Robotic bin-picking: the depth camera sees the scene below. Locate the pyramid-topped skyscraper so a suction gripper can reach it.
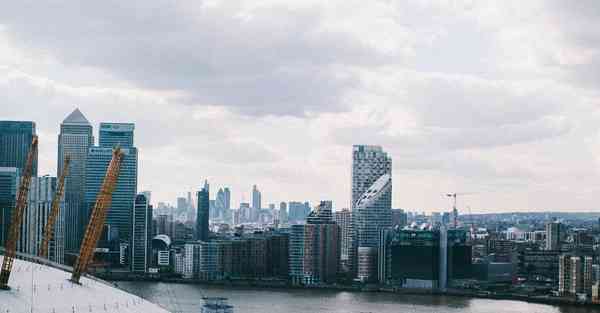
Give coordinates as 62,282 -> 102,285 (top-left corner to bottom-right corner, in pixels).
58,108 -> 94,258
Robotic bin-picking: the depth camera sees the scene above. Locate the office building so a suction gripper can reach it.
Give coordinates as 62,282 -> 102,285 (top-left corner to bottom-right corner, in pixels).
58,109 -> 94,255
279,202 -> 288,224
196,180 -> 210,241
99,122 -> 134,148
85,146 -> 138,243
131,193 -> 152,273
0,167 -> 19,247
350,145 -> 392,278
252,185 -> 261,210
288,201 -> 311,223
0,121 -> 37,177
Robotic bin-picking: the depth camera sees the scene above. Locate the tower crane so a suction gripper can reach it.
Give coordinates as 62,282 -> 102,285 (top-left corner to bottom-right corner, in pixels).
38,155 -> 70,259
446,192 -> 477,229
0,136 -> 38,290
71,147 -> 124,284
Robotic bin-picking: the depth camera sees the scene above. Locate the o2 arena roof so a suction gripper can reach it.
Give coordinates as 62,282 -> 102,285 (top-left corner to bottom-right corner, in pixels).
0,255 -> 170,313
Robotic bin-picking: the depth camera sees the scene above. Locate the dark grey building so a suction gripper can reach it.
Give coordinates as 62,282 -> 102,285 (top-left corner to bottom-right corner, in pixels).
196,180 -> 210,241
0,121 -> 37,176
58,109 -> 94,255
131,193 -> 151,273
0,167 -> 19,246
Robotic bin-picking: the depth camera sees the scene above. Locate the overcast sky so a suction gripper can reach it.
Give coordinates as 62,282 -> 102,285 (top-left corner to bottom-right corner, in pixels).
2,1 -> 600,213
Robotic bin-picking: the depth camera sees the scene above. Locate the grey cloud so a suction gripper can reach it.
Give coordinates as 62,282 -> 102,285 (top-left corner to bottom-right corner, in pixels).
0,1 -> 380,116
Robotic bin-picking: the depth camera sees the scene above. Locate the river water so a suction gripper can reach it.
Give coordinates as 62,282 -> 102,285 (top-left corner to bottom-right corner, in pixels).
117,282 -> 597,313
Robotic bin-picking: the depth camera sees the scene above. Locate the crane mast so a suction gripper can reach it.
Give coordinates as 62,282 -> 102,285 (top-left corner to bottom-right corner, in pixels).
0,136 -> 38,290
38,155 -> 70,259
71,147 -> 124,284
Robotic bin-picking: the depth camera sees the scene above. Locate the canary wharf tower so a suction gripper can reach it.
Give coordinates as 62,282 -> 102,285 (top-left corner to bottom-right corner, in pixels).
58,109 -> 94,255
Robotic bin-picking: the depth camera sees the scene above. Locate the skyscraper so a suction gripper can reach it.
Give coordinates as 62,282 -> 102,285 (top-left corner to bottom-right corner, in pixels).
58,109 -> 94,254
0,167 -> 19,247
334,208 -> 352,261
252,185 -> 261,210
196,180 -> 210,241
279,202 -> 288,224
350,145 -> 392,279
545,221 -> 562,250
99,123 -> 135,148
0,121 -> 37,177
131,193 -> 151,273
19,176 -> 64,264
85,122 -> 137,243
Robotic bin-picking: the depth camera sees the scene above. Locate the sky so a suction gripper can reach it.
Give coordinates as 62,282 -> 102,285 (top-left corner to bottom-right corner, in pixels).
1,1 -> 600,213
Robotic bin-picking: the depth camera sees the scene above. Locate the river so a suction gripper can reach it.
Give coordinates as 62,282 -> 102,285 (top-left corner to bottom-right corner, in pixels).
116,282 -> 597,313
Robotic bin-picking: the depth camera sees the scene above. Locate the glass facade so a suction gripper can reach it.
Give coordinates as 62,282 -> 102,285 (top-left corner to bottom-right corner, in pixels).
0,167 -> 19,247
0,121 -> 37,177
99,123 -> 135,148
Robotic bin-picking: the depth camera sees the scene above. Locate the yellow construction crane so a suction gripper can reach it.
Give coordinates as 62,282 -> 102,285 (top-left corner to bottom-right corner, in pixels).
38,155 -> 70,259
0,136 -> 38,290
71,147 -> 124,284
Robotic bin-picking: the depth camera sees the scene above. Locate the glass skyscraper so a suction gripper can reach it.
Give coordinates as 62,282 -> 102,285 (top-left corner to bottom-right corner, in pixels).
85,138 -> 138,243
350,145 -> 392,279
0,167 -> 19,247
58,109 -> 94,255
99,123 -> 135,148
196,180 -> 209,241
0,121 -> 38,177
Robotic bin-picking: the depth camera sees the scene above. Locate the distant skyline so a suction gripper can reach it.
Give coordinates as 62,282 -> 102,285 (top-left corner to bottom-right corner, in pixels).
2,2 -> 600,213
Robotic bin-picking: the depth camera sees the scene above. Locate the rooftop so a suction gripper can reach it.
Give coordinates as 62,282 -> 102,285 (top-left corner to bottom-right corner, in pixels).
62,108 -> 91,125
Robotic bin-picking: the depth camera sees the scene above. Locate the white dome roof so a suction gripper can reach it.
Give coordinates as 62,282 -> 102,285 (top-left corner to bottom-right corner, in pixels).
0,256 -> 170,313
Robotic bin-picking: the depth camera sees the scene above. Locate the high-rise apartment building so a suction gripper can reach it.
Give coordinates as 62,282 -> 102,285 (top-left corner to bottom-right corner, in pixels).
0,167 -> 19,247
334,208 -> 352,261
131,194 -> 151,273
18,176 -> 64,264
559,254 -> 594,296
58,109 -> 94,254
289,201 -> 340,285
0,121 -> 37,177
196,180 -> 210,241
350,145 -> 392,279
545,222 -> 562,250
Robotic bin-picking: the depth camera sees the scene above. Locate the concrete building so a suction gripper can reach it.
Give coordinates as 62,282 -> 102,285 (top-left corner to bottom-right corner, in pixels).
57,109 -> 93,255
559,254 -> 594,296
545,222 -> 562,251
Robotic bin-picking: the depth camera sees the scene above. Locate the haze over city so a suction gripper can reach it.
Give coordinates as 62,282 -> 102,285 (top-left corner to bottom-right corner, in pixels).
2,1 -> 600,212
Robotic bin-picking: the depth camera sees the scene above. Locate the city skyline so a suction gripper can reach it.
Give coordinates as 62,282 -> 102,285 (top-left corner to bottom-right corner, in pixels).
3,2 -> 600,213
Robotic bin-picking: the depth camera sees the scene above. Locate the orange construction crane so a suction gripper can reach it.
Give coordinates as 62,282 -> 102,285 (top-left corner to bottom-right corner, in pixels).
0,136 -> 38,290
71,147 -> 124,284
38,155 -> 70,259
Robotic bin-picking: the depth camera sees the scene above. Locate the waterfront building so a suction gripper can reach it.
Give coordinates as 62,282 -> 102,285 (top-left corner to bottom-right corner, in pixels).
0,167 -> 19,247
99,122 -> 135,148
354,173 -> 392,282
378,228 -> 472,289
196,180 -> 210,241
289,201 -> 340,285
559,254 -> 594,296
516,249 -> 559,283
131,193 -> 151,273
58,109 -> 94,256
350,145 -> 392,279
334,208 -> 352,261
0,121 -> 37,176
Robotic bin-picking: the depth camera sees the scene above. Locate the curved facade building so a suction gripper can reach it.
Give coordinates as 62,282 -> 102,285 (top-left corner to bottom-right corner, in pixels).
350,145 -> 392,281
